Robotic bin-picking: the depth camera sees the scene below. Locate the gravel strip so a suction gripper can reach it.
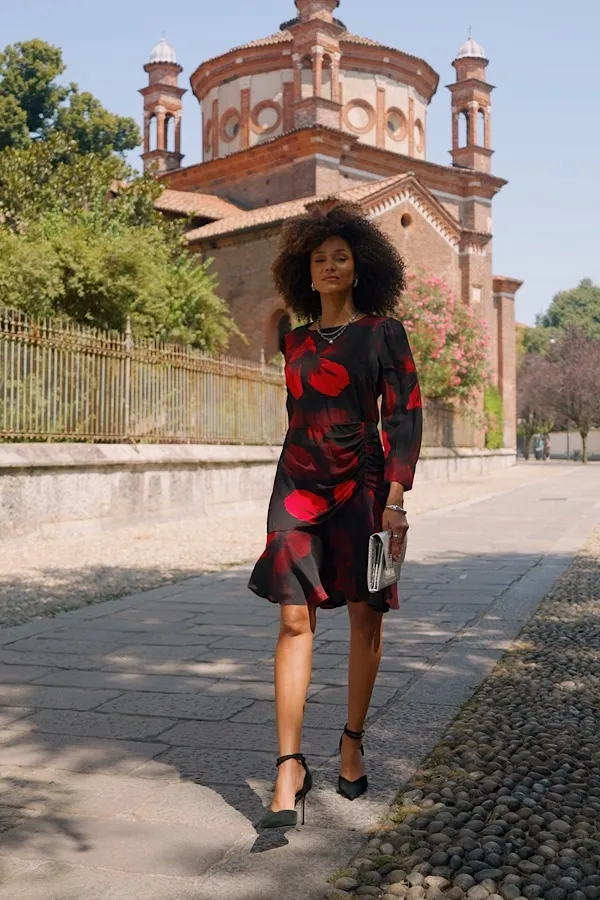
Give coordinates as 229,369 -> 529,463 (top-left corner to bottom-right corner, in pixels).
0,463 -> 559,628
324,528 -> 600,900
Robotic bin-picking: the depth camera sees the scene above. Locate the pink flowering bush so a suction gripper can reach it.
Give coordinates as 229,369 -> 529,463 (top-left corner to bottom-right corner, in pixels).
397,271 -> 490,404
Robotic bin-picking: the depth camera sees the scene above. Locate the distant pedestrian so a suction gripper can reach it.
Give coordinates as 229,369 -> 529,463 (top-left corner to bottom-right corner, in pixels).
543,435 -> 551,460
249,204 -> 422,828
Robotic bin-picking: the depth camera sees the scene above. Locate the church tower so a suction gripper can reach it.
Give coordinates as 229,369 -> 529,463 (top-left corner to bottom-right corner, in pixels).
140,38 -> 186,173
448,36 -> 493,173
289,0 -> 344,128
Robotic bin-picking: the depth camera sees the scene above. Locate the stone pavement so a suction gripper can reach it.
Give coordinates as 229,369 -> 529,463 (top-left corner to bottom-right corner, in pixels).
0,462 -> 599,900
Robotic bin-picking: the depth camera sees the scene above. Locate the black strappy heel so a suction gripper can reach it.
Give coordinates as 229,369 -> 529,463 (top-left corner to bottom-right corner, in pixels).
259,752 -> 313,828
338,724 -> 369,801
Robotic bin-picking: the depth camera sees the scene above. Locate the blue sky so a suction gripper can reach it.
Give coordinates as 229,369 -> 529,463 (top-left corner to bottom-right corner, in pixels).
4,0 -> 599,325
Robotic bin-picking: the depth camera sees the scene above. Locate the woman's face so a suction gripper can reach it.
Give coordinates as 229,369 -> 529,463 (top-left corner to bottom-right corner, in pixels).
310,236 -> 355,296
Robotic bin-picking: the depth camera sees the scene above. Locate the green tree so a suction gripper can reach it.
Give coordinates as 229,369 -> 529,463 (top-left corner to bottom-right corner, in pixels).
0,39 -> 139,154
54,91 -> 140,156
540,278 -> 600,340
0,135 -> 156,231
0,138 -> 238,352
523,278 -> 600,354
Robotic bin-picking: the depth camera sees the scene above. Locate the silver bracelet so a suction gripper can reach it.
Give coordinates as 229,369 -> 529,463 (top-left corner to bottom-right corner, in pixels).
386,504 -> 407,515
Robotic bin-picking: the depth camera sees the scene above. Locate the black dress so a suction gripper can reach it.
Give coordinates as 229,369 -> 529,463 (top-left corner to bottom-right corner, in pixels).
248,315 -> 422,613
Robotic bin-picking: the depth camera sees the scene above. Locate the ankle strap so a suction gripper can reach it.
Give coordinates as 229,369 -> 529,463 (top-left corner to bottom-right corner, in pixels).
276,753 -> 306,767
343,725 -> 365,741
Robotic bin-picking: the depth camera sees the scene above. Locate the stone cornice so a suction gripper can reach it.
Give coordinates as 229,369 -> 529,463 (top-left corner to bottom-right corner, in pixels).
493,275 -> 523,295
160,125 -> 508,201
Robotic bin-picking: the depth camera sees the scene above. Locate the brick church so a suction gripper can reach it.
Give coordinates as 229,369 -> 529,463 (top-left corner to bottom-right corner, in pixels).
139,0 -> 521,447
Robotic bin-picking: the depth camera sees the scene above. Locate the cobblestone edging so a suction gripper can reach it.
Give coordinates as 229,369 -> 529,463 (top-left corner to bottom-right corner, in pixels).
324,533 -> 600,900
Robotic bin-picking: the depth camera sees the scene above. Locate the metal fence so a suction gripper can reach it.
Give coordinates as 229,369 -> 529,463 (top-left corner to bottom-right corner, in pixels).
0,307 -> 481,448
0,308 -> 287,444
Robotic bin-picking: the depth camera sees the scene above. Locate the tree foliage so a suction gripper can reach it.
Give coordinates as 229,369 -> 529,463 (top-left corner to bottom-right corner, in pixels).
517,353 -> 555,459
517,330 -> 600,462
522,278 -> 600,354
0,39 -> 139,154
540,278 -> 600,339
0,137 -> 238,351
397,271 -> 490,404
484,384 -> 504,450
0,135 -> 157,231
544,331 -> 600,462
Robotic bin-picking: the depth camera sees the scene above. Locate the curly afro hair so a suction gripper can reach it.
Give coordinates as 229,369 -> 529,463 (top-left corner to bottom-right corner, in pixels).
272,203 -> 405,321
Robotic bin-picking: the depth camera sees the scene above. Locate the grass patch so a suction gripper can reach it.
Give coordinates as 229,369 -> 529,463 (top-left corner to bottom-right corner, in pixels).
389,804 -> 422,823
327,868 -> 357,884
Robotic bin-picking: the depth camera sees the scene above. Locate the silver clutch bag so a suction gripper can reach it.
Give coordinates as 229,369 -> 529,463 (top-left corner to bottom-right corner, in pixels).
367,531 -> 407,593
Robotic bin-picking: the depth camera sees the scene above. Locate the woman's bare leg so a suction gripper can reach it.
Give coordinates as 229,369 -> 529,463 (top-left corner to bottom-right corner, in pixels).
341,601 -> 383,782
270,604 -> 317,811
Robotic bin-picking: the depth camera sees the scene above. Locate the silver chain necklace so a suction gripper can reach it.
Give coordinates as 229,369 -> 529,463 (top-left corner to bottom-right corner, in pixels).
315,311 -> 359,344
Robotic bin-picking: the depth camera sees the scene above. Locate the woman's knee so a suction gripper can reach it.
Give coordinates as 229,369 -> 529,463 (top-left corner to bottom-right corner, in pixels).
349,603 -> 382,643
279,605 -> 315,639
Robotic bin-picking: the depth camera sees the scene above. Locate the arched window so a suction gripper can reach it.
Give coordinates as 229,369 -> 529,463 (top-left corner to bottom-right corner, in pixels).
301,56 -> 313,99
164,115 -> 175,152
458,110 -> 469,147
321,54 -> 332,101
148,114 -> 158,151
477,109 -> 486,147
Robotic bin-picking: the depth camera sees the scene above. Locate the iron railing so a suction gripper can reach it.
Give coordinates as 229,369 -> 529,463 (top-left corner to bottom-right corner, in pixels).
0,308 -> 286,444
0,308 -> 481,448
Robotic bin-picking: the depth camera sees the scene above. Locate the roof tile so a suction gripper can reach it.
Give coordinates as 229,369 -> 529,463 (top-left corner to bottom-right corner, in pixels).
155,190 -> 241,219
186,174 -> 410,242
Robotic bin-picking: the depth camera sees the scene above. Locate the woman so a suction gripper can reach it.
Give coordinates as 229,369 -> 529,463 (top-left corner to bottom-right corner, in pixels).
249,204 -> 422,828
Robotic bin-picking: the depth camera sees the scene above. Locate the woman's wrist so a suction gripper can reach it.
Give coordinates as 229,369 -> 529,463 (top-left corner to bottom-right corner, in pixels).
386,482 -> 405,507
385,503 -> 407,514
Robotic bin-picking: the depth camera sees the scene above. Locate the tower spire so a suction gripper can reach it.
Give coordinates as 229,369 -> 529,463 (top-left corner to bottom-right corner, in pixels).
140,38 -> 186,174
294,0 -> 340,23
447,35 -> 493,172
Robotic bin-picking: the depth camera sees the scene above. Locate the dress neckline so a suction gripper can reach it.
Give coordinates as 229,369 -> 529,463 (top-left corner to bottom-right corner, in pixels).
307,314 -> 368,333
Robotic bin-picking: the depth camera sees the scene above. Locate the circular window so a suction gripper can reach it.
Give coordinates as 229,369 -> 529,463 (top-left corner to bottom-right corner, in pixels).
386,107 -> 408,142
401,213 -> 413,229
251,100 -> 282,135
414,119 -> 425,153
220,109 -> 240,143
343,100 -> 375,135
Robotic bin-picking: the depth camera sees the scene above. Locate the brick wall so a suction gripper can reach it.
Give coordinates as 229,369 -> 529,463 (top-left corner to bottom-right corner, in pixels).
215,158 -> 319,208
200,233 -> 284,360
377,203 -> 461,296
495,293 -> 517,448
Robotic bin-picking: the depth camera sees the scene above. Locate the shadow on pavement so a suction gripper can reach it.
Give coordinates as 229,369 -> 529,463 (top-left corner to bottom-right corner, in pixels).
0,547 -> 593,897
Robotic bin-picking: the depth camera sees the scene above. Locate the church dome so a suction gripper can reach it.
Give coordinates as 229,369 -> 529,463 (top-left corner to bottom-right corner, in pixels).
190,4 -> 438,165
455,36 -> 486,60
149,37 -> 177,65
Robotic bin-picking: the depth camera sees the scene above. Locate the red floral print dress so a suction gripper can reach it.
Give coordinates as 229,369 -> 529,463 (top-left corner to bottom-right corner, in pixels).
248,315 -> 422,613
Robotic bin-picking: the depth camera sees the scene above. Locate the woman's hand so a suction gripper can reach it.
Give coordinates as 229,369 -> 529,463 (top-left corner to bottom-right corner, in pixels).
381,507 -> 408,562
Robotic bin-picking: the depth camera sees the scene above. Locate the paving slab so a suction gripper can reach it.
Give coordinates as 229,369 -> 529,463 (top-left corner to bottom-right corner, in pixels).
0,732 -> 167,774
29,669 -> 218,693
96,691 -> 254,721
0,685 -> 124,711
0,463 -> 599,900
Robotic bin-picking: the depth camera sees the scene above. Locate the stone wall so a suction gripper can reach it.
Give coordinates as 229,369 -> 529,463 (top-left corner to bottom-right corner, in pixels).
0,443 -> 515,541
